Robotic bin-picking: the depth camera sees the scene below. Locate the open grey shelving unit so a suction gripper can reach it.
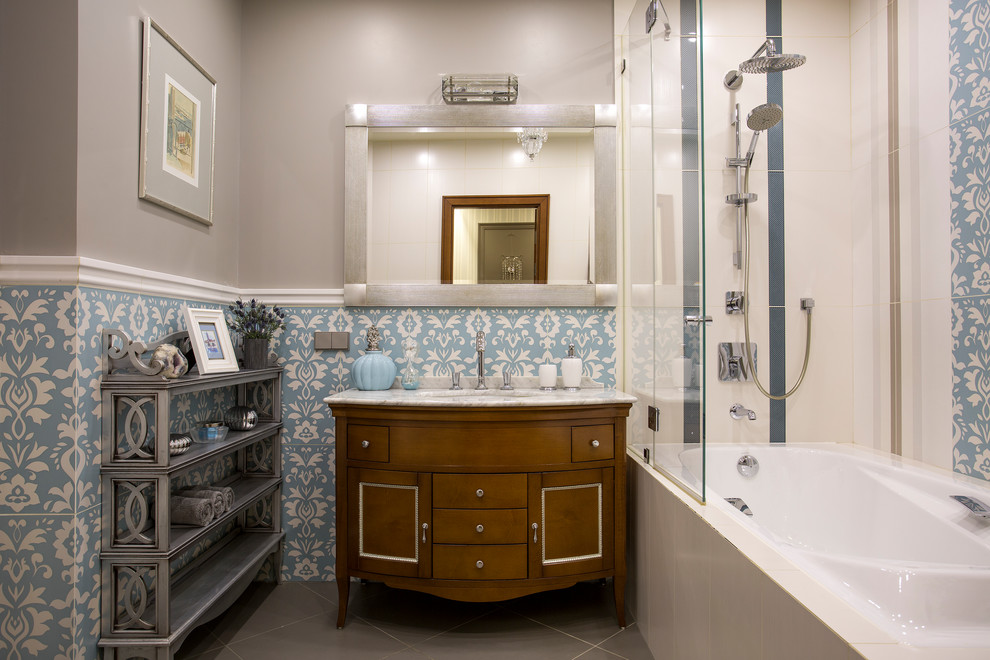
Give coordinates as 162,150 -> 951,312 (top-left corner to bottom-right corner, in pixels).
98,329 -> 284,660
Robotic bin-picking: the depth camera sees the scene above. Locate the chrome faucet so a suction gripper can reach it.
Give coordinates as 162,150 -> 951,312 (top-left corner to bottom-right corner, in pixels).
729,403 -> 757,420
475,331 -> 487,390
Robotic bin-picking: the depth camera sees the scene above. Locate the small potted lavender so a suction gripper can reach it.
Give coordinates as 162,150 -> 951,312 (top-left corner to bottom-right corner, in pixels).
227,298 -> 286,369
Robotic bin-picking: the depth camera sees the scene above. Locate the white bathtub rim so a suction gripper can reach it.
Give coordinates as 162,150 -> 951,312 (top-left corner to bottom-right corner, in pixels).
628,445 -> 990,660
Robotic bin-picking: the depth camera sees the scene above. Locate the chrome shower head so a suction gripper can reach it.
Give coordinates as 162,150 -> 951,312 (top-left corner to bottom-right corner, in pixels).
738,39 -> 806,74
744,103 -> 783,163
747,103 -> 783,132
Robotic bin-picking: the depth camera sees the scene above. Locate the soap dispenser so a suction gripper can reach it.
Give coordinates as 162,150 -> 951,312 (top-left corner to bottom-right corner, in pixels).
561,344 -> 583,391
671,343 -> 692,389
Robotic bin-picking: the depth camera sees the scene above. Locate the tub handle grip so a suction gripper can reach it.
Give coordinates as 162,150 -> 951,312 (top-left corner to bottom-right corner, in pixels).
951,495 -> 990,518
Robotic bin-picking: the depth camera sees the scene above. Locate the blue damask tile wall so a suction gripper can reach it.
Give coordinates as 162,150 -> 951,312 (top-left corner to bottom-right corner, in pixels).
0,284 -> 615,658
950,0 -> 990,480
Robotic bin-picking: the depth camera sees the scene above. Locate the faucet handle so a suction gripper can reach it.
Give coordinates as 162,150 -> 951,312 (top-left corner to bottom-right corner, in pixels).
450,371 -> 462,390
500,368 -> 513,391
475,330 -> 485,351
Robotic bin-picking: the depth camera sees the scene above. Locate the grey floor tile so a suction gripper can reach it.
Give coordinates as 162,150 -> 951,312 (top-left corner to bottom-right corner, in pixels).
175,624 -> 224,660
414,608 -> 595,659
209,581 -> 338,644
573,648 -> 626,659
174,624 -> 224,659
502,581 -> 625,645
383,649 -> 436,659
298,579 -> 342,607
226,612 -> 410,660
596,623 -> 654,660
348,584 -> 498,644
175,646 -> 243,660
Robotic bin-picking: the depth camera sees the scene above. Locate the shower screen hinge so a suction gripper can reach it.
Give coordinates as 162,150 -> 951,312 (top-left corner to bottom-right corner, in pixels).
647,405 -> 660,432
645,1 -> 657,33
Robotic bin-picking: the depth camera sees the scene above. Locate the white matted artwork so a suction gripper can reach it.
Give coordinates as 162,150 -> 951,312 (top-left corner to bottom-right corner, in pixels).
139,17 -> 216,225
183,307 -> 238,374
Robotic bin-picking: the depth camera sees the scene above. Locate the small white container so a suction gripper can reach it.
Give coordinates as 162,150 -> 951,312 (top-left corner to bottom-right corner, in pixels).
538,363 -> 557,390
561,344 -> 582,391
671,343 -> 692,389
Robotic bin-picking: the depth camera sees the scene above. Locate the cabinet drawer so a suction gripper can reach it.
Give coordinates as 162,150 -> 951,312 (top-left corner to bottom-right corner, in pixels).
433,544 -> 527,580
347,425 -> 389,462
571,424 -> 614,462
434,473 -> 527,508
433,508 -> 528,544
390,426 -> 571,468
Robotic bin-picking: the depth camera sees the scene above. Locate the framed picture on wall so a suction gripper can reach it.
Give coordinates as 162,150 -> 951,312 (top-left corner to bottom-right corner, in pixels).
138,17 -> 216,225
183,307 -> 238,374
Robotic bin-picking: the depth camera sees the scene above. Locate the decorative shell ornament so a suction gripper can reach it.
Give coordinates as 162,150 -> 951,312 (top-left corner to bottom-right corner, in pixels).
151,344 -> 189,380
224,405 -> 258,431
168,433 -> 193,456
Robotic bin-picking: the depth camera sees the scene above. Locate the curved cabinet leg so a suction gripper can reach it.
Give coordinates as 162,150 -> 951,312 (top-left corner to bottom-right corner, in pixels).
336,577 -> 350,628
613,576 -> 626,627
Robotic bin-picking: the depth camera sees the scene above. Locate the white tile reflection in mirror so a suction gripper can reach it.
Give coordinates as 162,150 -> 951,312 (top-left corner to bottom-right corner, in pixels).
369,131 -> 594,286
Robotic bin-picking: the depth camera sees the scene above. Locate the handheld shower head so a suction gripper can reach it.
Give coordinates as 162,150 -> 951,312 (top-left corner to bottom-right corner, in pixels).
747,103 -> 783,132
744,103 -> 783,163
739,39 -> 806,74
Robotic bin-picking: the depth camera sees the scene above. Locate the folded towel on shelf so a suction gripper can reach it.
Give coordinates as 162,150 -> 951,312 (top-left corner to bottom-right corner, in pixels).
170,496 -> 214,526
177,488 -> 225,517
179,485 -> 234,513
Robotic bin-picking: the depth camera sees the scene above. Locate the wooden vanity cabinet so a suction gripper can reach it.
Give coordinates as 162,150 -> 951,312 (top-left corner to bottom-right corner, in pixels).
330,402 -> 631,628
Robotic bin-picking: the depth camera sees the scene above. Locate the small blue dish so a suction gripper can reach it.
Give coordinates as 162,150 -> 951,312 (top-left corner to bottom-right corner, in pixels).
196,423 -> 229,443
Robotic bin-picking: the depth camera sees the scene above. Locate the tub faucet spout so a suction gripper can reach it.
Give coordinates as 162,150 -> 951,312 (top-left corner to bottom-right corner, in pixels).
730,403 -> 757,420
475,331 -> 487,390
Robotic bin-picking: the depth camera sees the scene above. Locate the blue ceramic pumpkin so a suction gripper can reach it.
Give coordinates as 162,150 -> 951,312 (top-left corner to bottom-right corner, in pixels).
351,350 -> 396,390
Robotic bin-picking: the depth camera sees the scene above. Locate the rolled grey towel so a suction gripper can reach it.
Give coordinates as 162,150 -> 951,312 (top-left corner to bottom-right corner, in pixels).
177,488 -> 224,517
170,496 -> 214,526
180,486 -> 233,513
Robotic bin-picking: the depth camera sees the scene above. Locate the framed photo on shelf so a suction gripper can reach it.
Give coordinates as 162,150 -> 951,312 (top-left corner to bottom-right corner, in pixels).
138,17 -> 216,225
183,307 -> 238,374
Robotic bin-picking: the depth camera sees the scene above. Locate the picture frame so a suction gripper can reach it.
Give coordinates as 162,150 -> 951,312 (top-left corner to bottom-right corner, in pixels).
183,307 -> 239,374
139,17 -> 216,225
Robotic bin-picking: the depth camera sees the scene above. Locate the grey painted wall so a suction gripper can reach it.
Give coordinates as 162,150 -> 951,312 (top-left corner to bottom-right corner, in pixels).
0,1 -> 78,256
4,0 -> 612,289
237,0 -> 615,288
74,0 -> 243,285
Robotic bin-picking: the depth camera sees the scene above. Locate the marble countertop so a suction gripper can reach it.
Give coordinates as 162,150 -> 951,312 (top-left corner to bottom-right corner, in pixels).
324,376 -> 636,408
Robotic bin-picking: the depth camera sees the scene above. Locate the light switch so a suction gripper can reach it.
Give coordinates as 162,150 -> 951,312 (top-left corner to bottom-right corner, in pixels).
315,331 -> 350,351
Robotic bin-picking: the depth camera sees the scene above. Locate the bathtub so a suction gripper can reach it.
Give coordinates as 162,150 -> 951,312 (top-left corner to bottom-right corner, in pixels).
657,443 -> 990,648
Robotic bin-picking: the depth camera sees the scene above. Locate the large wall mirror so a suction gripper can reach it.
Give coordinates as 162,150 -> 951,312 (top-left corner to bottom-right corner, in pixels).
344,104 -> 616,306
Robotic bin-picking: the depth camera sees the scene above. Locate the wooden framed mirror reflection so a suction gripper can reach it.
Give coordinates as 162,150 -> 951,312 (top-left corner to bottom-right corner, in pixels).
440,195 -> 549,284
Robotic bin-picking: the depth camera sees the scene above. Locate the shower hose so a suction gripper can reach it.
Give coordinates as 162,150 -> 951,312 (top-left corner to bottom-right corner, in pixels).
741,165 -> 813,400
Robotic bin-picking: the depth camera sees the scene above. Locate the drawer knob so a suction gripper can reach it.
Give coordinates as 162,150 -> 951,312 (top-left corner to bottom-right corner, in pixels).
591,439 -> 600,448
476,560 -> 484,569
476,524 -> 484,533
361,440 -> 370,449
476,488 -> 484,498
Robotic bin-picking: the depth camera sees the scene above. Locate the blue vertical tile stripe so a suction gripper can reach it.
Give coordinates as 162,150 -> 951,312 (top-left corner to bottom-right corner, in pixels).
950,0 -> 990,480
766,0 -> 786,442
0,284 -> 617,657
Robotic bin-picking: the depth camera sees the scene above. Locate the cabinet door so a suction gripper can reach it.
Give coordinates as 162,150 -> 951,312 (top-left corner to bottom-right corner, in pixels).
348,468 -> 431,578
528,468 -> 613,578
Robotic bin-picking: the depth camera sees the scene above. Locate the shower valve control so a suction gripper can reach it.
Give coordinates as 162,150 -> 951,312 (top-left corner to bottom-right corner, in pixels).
726,291 -> 744,314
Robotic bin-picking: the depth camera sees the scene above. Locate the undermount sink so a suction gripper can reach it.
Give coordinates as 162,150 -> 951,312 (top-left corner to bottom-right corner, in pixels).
405,388 -> 541,398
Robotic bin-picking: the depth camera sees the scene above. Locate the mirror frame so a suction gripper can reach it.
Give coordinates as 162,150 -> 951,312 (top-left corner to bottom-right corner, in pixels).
344,103 -> 617,306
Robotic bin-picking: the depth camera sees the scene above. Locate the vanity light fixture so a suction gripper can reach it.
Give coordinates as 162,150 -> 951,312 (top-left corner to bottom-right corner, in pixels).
517,127 -> 549,161
441,74 -> 518,103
